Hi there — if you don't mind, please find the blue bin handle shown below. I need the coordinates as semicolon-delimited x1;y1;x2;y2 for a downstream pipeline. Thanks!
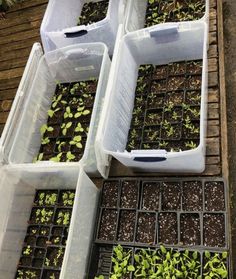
133;156;167;162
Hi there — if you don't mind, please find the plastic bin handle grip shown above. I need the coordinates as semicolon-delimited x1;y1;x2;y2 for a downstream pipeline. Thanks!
133;156;167;162
63;26;88;38
149;26;179;42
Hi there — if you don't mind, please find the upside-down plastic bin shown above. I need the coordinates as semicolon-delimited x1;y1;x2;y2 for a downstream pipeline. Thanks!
40;0;125;54
7;43;111;175
0;166;99;279
125;0;209;34
95;22;208;177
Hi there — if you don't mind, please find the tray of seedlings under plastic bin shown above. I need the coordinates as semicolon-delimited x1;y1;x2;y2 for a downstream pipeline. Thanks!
15;189;75;279
144;0;207;28
89;244;229;279
126;61;203;153
77;0;109;26
36;80;97;163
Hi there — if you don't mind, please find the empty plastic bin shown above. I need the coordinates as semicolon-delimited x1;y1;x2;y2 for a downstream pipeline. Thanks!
7;43;111;174
40;0;125;54
0;166;99;279
95;22;208;177
125;0;209;33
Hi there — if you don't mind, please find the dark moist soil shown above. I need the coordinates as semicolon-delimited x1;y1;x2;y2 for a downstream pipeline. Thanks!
101;181;119;208
204;181;225;211
36;237;48;247
180;214;201;246
34;248;46;258
136;212;156;244
98;209;118;241
158;212;178;244
120;180;139;209
182;181;203;211
203;213;225;247
24;236;37;246
117;210;136;242
20;257;32;267
39;226;50;236
32;258;44;268
162;182;181;210
142;182;160;211
52;226;64;236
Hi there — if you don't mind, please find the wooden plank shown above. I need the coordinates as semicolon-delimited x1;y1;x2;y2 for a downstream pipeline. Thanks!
208;104;219;119
0;77;20;90
208;44;218;58
208;88;219;103
208;72;218;87
208;58;218;73
0;48;31;63
207;123;220;137
206;137;220;156
0;111;9;124
0;67;24;81
0;57;28;72
0;29;40;46
0;100;12;112
0;19;41;37
209;32;217;45
7;0;48;12
0;88;17;101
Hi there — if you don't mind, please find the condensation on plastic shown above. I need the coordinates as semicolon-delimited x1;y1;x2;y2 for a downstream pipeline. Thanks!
8;43;111;175
0;166;99;279
125;0;209;34
40;0;125;54
95;22;209;177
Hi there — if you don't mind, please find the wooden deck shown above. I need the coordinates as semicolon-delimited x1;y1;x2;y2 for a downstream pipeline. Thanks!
0;0;48;134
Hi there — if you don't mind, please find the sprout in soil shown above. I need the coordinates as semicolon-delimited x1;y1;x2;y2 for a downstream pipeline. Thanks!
61;122;72;136
185;141;197;149
50;152;63;162
40;124;54;136
74;106;90;118
41;137;50;145
48;108;60;119
70;135;83;149
64;106;73;119
75;122;84;133
66;151;76;162
56;211;71;226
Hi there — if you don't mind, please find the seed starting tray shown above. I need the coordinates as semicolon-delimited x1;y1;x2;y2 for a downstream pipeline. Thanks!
127;61;202;152
87;177;229;279
15;189;75;279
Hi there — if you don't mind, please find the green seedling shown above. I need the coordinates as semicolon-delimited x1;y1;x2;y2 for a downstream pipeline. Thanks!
110;245;134;279
56;140;66;152
203;251;228;279
50;152;63;162
74;106;90;118
23;245;32;256
45;257;50;267
69;135;83;149
51;94;67;108
75;122;84;133
66;151;76;162
64;106;73;119
48;107;60;118
56;211;71;226
50;274;56;279
35;208;53;224
40;124;54;136
62;191;75;206
61;122;72;136
185;141;197;149
33;152;44;163
41;137;50;145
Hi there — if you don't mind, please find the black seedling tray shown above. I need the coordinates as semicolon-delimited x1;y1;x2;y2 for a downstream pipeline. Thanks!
15;189;75;279
36;80;97;162
94;177;228;250
127;60;203;152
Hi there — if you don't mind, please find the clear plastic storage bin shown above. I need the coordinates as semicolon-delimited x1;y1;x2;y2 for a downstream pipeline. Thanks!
0;43;43;164
125;0;209;33
0;166;99;279
95;22;208;177
7;43;111;175
40;0;125;54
